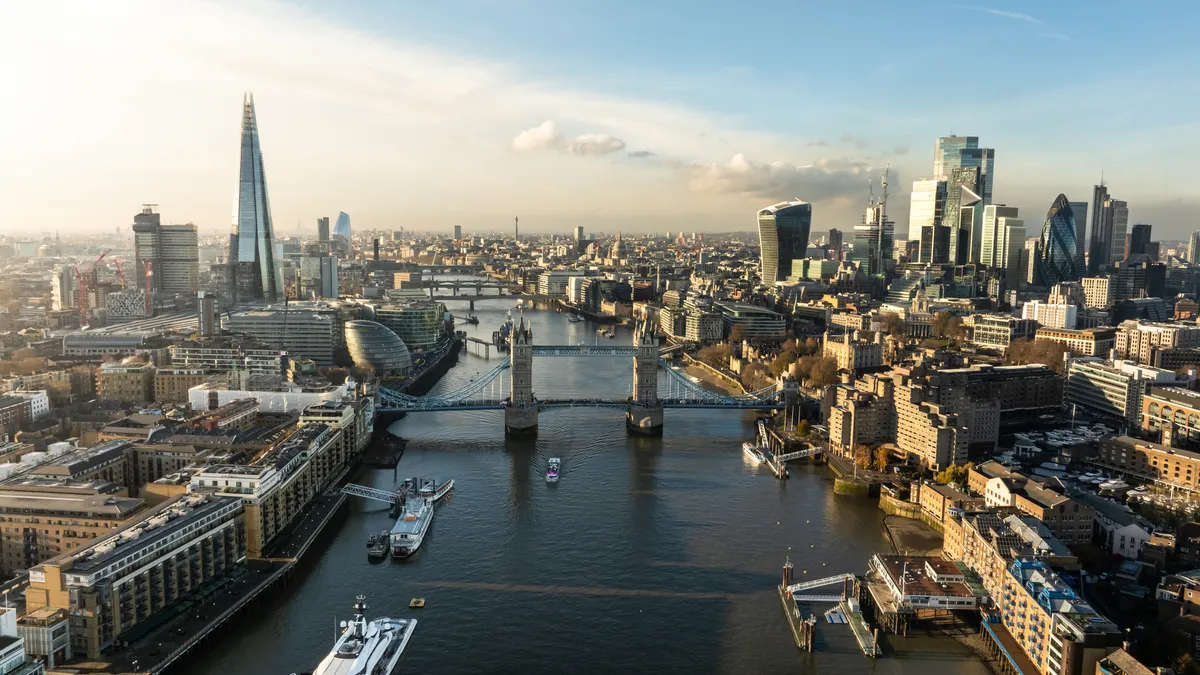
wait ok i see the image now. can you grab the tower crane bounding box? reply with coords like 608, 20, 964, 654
74, 248, 112, 328
142, 260, 153, 316
112, 258, 127, 290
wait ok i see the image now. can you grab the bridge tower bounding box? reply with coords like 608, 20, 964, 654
505, 317, 538, 435
627, 320, 663, 435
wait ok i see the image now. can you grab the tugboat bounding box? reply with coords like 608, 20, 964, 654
311, 595, 416, 675
367, 533, 377, 547
368, 532, 390, 562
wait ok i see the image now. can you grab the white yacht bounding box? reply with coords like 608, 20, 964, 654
312, 595, 416, 675
742, 442, 766, 464
546, 458, 561, 483
391, 498, 433, 558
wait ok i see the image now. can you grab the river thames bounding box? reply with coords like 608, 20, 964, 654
178, 300, 989, 675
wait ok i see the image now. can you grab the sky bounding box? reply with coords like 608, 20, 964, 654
2, 0, 1199, 239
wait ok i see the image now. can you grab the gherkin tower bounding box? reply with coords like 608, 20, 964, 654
1035, 194, 1078, 287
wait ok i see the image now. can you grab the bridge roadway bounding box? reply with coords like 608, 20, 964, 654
428, 294, 555, 303
377, 397, 785, 412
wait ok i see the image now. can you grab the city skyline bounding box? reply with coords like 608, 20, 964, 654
3, 1, 1199, 236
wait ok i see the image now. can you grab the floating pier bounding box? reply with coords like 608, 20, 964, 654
777, 560, 880, 658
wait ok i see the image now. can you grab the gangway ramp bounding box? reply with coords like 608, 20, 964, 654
775, 447, 822, 462
341, 484, 405, 505
791, 595, 846, 603
785, 573, 855, 596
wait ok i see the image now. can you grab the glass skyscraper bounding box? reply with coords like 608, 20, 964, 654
907, 179, 946, 242
1035, 194, 1078, 287
942, 167, 984, 265
757, 200, 812, 285
933, 136, 994, 263
333, 211, 352, 252
230, 92, 282, 304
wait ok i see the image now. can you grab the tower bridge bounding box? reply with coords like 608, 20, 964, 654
376, 320, 800, 436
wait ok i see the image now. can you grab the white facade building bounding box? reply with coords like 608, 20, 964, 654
1021, 301, 1077, 329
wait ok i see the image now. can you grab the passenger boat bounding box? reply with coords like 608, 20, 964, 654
311, 595, 416, 675
546, 458, 561, 483
391, 498, 433, 558
416, 478, 455, 502
742, 442, 766, 464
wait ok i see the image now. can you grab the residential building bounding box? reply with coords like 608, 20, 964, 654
1021, 301, 1077, 329
27, 440, 131, 486
1013, 481, 1095, 547
96, 361, 155, 404
893, 368, 966, 470
1065, 357, 1179, 427
24, 494, 245, 658
6, 392, 49, 423
971, 315, 1037, 350
131, 205, 199, 294
827, 379, 894, 454
187, 375, 353, 414
1035, 327, 1114, 357
1114, 320, 1200, 365
1081, 277, 1112, 309
757, 200, 812, 285
169, 338, 285, 376
127, 443, 210, 493
153, 366, 208, 404
916, 482, 982, 524
18, 607, 70, 670
1096, 435, 1200, 491
229, 93, 283, 304
1141, 386, 1200, 449
1077, 492, 1154, 559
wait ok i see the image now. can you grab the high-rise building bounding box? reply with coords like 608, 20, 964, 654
942, 167, 984, 265
756, 200, 812, 286
332, 212, 352, 253
1188, 231, 1200, 264
1034, 194, 1078, 287
1108, 199, 1129, 265
827, 229, 843, 260
197, 291, 218, 337
132, 205, 199, 294
851, 172, 893, 276
1087, 183, 1111, 275
1125, 223, 1151, 261
980, 205, 1019, 268
908, 179, 947, 242
317, 216, 329, 242
998, 217, 1025, 288
574, 226, 585, 242
318, 256, 338, 299
932, 136, 993, 262
1069, 200, 1088, 275
453, 225, 462, 240
229, 93, 282, 304
51, 265, 76, 311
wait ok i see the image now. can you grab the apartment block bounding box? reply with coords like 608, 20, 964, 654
96, 361, 155, 404
1114, 320, 1200, 365
1034, 327, 1114, 357
26, 440, 131, 487
1065, 358, 1179, 427
1095, 435, 1200, 491
827, 382, 893, 454
153, 367, 208, 404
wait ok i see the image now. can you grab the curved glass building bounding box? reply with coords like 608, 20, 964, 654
1035, 194, 1078, 287
345, 320, 412, 374
333, 211, 352, 252
231, 92, 283, 304
757, 200, 812, 286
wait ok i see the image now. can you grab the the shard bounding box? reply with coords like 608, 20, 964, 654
229, 92, 282, 304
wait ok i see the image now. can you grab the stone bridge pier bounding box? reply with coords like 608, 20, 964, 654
504, 319, 538, 435
626, 322, 663, 435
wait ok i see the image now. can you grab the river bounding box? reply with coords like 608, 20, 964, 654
178, 296, 989, 675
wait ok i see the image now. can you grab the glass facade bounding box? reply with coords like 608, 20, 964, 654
908, 179, 946, 242
756, 201, 811, 286
374, 302, 447, 351
345, 320, 412, 375
1035, 194, 1078, 287
942, 167, 983, 265
231, 93, 282, 303
980, 205, 1020, 268
333, 211, 352, 251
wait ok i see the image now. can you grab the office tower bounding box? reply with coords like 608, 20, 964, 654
1107, 200, 1129, 265
1068, 201, 1087, 277
197, 291, 218, 337
318, 256, 338, 298
229, 92, 282, 304
919, 223, 951, 264
1112, 257, 1165, 301
453, 225, 462, 240
574, 226, 585, 242
933, 136, 994, 262
980, 205, 1019, 268
1086, 183, 1111, 275
908, 179, 947, 242
373, 237, 380, 262
1188, 231, 1200, 264
1024, 239, 1040, 285
392, 230, 403, 242
332, 212, 352, 253
828, 229, 844, 261
1034, 195, 1078, 287
756, 200, 812, 286
999, 217, 1025, 287
941, 167, 983, 265
132, 205, 199, 294
933, 135, 976, 180
851, 170, 893, 276
1144, 241, 1160, 262
317, 217, 330, 242
1125, 223, 1152, 260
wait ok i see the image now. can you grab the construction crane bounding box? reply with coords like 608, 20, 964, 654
73, 248, 112, 327
142, 260, 153, 316
112, 258, 127, 290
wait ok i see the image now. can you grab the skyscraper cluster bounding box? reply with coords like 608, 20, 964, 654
908, 135, 997, 267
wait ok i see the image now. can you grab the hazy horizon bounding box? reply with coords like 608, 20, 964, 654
3, 1, 1198, 238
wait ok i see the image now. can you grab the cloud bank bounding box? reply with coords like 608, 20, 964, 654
512, 121, 627, 156
685, 153, 878, 201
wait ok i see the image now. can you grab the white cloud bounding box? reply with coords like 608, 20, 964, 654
686, 153, 875, 201
511, 121, 626, 156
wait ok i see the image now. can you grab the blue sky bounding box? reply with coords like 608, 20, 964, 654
2, 0, 1198, 236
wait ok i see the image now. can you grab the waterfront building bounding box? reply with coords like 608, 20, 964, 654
970, 314, 1037, 350
153, 366, 208, 404
96, 360, 154, 404
127, 443, 211, 493
537, 270, 585, 295
827, 376, 894, 454
299, 400, 372, 461
187, 398, 260, 432
1081, 277, 1113, 309
187, 375, 353, 414
18, 607, 69, 670
1021, 301, 1077, 329
1035, 327, 1114, 357
1066, 357, 1177, 427
757, 200, 812, 286
0, 478, 147, 577
24, 494, 245, 659
1034, 194, 1078, 286
227, 306, 337, 365
1114, 320, 1200, 364
190, 423, 342, 558
867, 554, 976, 611
944, 512, 1079, 608
132, 205, 199, 294
1141, 385, 1200, 449
229, 93, 283, 304
712, 301, 785, 342
1096, 435, 1200, 492
915, 482, 982, 525
169, 338, 286, 376
373, 301, 448, 352
345, 320, 412, 375
892, 369, 966, 470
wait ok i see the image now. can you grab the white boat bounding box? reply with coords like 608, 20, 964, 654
546, 458, 560, 483
1099, 479, 1130, 491
416, 478, 454, 502
391, 498, 433, 558
567, 314, 584, 323
312, 595, 416, 675
742, 442, 766, 464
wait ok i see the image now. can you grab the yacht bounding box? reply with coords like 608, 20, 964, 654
417, 478, 455, 502
567, 314, 584, 323
743, 442, 767, 464
546, 458, 561, 483
391, 498, 434, 558
311, 595, 416, 675
1099, 478, 1130, 491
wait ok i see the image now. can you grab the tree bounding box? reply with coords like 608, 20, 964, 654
1005, 338, 1071, 373
809, 357, 839, 387
797, 420, 811, 437
935, 462, 974, 486
881, 311, 905, 338
853, 444, 873, 469
932, 312, 963, 340
729, 324, 747, 343
741, 362, 773, 391
697, 343, 732, 368
769, 351, 797, 377
873, 446, 890, 472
